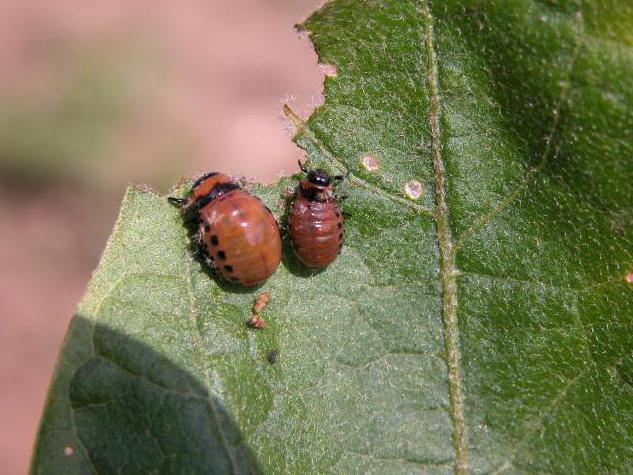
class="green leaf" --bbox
[33,0,633,473]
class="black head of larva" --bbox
[307,169,331,187]
[168,172,239,213]
[298,160,348,189]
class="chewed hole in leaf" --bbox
[319,63,338,77]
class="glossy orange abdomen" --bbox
[169,172,282,287]
[198,190,281,286]
[289,186,343,269]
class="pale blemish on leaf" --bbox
[361,154,380,171]
[404,180,424,200]
[63,446,74,457]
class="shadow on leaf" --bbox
[34,315,262,474]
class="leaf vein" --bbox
[454,9,586,251]
[420,2,468,473]
[490,367,590,475]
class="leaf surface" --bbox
[33,1,633,473]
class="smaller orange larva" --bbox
[288,161,347,269]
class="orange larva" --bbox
[288,162,346,269]
[169,172,281,286]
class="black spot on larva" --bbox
[204,223,210,232]
[224,265,234,273]
[209,255,215,262]
[264,206,273,214]
[338,233,343,240]
[335,211,341,218]
[210,235,219,246]
[337,222,343,229]
[217,251,226,260]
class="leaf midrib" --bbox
[419,2,468,474]
[288,4,468,468]
[291,4,469,471]
[419,4,591,473]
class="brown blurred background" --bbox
[0,1,323,472]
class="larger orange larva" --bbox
[288,162,346,268]
[169,172,281,286]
